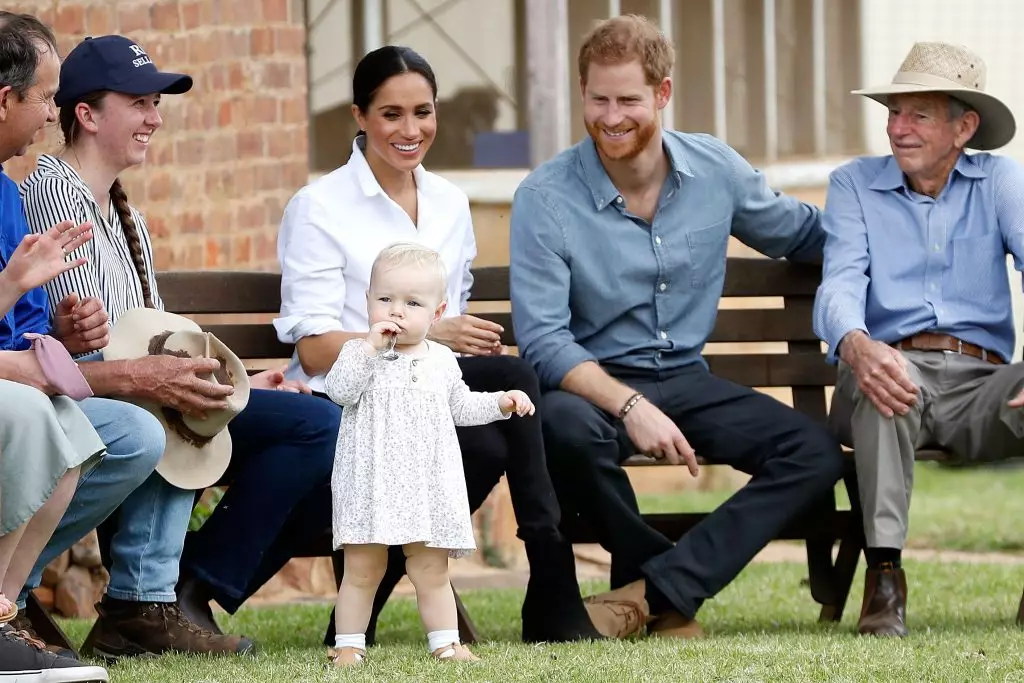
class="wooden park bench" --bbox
[149,257,862,633]
[27,256,1024,654]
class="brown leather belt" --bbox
[892,332,1004,365]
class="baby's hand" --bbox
[499,390,535,417]
[366,321,403,352]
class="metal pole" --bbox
[363,0,384,52]
[525,0,571,167]
[812,0,827,156]
[711,0,727,140]
[659,0,674,130]
[763,0,777,161]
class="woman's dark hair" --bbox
[352,45,438,114]
[60,93,155,309]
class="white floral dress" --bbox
[325,339,508,558]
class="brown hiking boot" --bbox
[80,600,255,662]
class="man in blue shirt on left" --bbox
[0,11,254,660]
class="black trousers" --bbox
[542,362,846,619]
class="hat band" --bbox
[892,70,979,92]
[148,330,228,448]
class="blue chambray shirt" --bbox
[813,152,1024,364]
[510,131,825,391]
[0,168,51,351]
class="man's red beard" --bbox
[586,117,658,161]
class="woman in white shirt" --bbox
[276,45,600,644]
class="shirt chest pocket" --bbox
[949,234,1005,301]
[686,219,730,289]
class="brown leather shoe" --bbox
[80,600,255,661]
[647,611,705,639]
[582,580,652,639]
[857,564,908,637]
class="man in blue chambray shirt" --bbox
[815,42,1024,638]
[510,15,846,640]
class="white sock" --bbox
[427,629,461,655]
[335,633,366,651]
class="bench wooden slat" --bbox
[202,324,294,360]
[469,259,824,303]
[564,510,856,545]
[721,259,821,297]
[705,352,836,387]
[156,271,282,314]
[710,302,817,342]
[469,267,510,302]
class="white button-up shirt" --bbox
[274,137,476,393]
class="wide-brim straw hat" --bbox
[852,41,1016,150]
[105,308,251,490]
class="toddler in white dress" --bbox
[324,242,534,667]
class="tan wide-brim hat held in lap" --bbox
[105,308,251,490]
[853,41,1016,150]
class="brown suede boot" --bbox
[80,599,255,661]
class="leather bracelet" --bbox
[619,391,644,419]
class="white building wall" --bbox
[860,0,1024,359]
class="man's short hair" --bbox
[0,12,58,98]
[577,14,674,87]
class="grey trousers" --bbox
[830,350,1024,548]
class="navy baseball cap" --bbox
[55,35,193,107]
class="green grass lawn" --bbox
[60,560,1024,683]
[639,461,1024,553]
[51,461,1024,681]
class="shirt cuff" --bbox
[827,320,868,364]
[537,343,598,391]
[273,315,345,344]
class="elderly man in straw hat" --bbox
[814,41,1022,637]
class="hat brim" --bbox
[105,308,245,490]
[118,70,194,97]
[156,417,232,490]
[852,83,1016,150]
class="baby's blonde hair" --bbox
[369,241,448,302]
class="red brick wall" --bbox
[4,0,309,271]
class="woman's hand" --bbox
[0,220,92,294]
[429,315,504,355]
[251,366,312,394]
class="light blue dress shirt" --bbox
[813,152,1024,364]
[509,131,824,391]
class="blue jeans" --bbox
[181,389,339,612]
[17,396,169,607]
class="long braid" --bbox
[109,178,155,309]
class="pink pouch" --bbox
[23,333,94,400]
